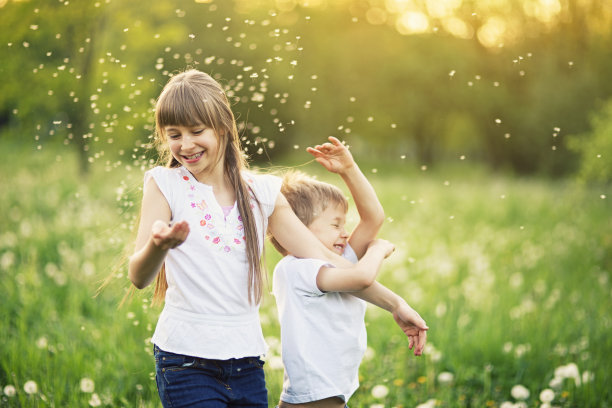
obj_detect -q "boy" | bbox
[272,137,428,407]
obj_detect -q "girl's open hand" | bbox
[392,303,428,356]
[306,136,355,174]
[151,220,190,250]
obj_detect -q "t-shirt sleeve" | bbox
[285,257,333,297]
[245,172,282,218]
[144,167,174,210]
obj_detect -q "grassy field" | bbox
[0,142,610,407]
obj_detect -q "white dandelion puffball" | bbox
[539,388,555,403]
[511,384,530,400]
[89,393,102,407]
[499,402,514,408]
[437,371,455,384]
[371,384,389,399]
[80,377,95,393]
[416,399,438,408]
[3,385,16,397]
[23,380,38,394]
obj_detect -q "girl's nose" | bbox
[340,228,349,238]
[182,135,195,149]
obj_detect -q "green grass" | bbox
[0,142,610,407]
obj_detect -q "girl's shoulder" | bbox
[242,170,282,202]
[144,166,183,182]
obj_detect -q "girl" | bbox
[128,69,349,408]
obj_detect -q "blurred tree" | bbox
[567,98,612,184]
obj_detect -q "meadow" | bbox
[0,141,610,407]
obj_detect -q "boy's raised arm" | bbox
[307,136,384,258]
[352,282,429,356]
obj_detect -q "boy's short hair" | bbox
[270,171,348,255]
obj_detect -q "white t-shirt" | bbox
[273,245,367,404]
[147,166,281,359]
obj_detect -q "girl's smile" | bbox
[166,124,222,180]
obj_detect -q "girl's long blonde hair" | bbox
[152,69,264,305]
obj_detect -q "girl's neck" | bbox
[189,166,236,207]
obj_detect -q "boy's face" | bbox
[308,203,349,255]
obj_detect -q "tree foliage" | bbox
[0,0,611,176]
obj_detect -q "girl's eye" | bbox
[193,128,204,134]
[168,134,180,139]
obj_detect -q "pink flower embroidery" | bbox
[205,236,210,240]
[183,176,189,181]
[200,220,206,226]
[191,202,196,208]
[205,214,212,220]
[224,246,231,252]
[213,237,220,244]
[234,238,241,244]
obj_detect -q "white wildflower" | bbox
[499,402,514,408]
[89,393,101,407]
[3,385,16,397]
[510,384,530,400]
[582,370,594,384]
[416,399,438,408]
[539,388,555,403]
[36,336,48,349]
[80,377,95,393]
[371,384,389,399]
[23,380,38,394]
[437,371,454,384]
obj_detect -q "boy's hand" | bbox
[368,239,395,258]
[306,136,355,174]
[392,303,428,356]
[151,220,190,250]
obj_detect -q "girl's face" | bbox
[165,124,223,179]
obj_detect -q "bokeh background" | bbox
[0,0,611,407]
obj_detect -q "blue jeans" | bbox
[154,345,268,408]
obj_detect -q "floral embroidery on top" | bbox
[182,171,249,254]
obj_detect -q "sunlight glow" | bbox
[396,11,430,35]
[523,0,562,24]
[425,0,462,19]
[442,17,473,39]
[366,7,388,25]
[477,16,506,48]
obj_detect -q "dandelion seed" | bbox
[449,70,456,77]
[23,380,38,394]
[80,378,95,393]
[371,384,389,398]
[511,384,530,400]
[3,385,16,397]
[495,118,502,124]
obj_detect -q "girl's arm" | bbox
[268,193,352,267]
[352,282,428,355]
[128,177,189,289]
[307,136,384,258]
[315,239,394,292]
